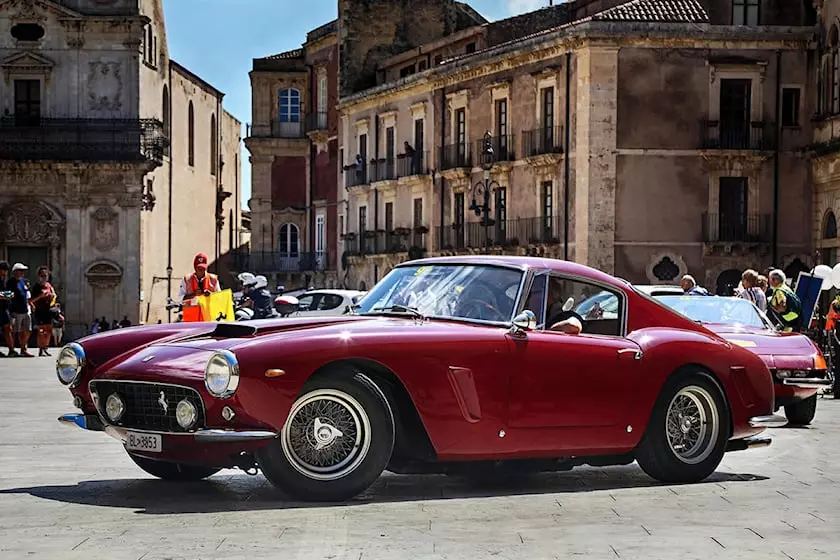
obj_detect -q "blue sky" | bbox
[162,0,551,209]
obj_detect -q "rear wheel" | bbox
[784,394,817,425]
[636,370,730,484]
[128,453,220,481]
[257,369,395,501]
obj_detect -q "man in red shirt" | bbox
[178,253,221,301]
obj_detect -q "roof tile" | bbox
[592,0,709,24]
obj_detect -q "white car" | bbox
[293,289,367,317]
[633,284,685,297]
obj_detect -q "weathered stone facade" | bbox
[337,0,817,292]
[0,0,243,337]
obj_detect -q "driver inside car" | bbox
[546,279,584,335]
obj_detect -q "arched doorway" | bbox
[784,258,809,285]
[716,269,742,296]
[0,200,64,285]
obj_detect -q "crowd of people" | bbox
[88,316,132,335]
[0,261,63,358]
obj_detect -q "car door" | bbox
[507,273,643,430]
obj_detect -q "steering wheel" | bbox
[458,297,506,322]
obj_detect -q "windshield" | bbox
[655,295,770,328]
[355,264,524,323]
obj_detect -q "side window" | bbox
[318,294,344,311]
[297,294,315,311]
[523,272,548,328]
[546,276,624,337]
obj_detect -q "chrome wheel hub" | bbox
[280,389,372,481]
[665,385,720,465]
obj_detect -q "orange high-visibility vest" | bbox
[184,273,218,295]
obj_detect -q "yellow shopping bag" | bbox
[197,289,235,322]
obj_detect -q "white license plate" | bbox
[125,432,162,453]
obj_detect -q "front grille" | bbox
[90,380,206,433]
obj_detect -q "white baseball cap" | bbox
[11,263,27,272]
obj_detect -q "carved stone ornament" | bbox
[90,207,119,252]
[8,0,47,22]
[0,201,60,244]
[85,261,122,289]
[87,61,123,113]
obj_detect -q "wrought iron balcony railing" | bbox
[344,163,368,188]
[436,216,564,251]
[439,142,472,170]
[0,117,168,164]
[246,120,306,139]
[522,126,563,157]
[232,250,329,273]
[370,158,397,182]
[343,227,428,256]
[701,120,776,151]
[306,111,328,132]
[396,150,430,177]
[474,135,516,165]
[702,213,771,244]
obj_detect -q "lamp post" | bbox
[469,131,500,251]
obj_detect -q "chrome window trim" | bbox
[88,379,208,434]
[534,272,629,338]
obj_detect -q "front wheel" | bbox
[128,453,220,481]
[636,371,730,484]
[257,370,395,501]
[784,394,817,425]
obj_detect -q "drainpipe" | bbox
[563,51,571,262]
[307,63,316,273]
[167,62,173,323]
[440,85,446,247]
[772,50,781,265]
[215,94,222,273]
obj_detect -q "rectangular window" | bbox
[833,52,839,114]
[413,198,423,227]
[465,42,476,54]
[541,181,553,239]
[454,192,465,249]
[732,0,759,26]
[414,118,424,151]
[400,65,416,78]
[541,87,554,149]
[720,79,752,149]
[340,215,345,236]
[495,187,507,235]
[434,54,443,66]
[418,60,427,71]
[718,177,749,242]
[318,75,328,114]
[386,126,395,179]
[455,108,466,165]
[495,99,508,156]
[781,88,801,127]
[359,206,367,233]
[385,202,394,231]
[315,214,325,256]
[14,79,40,125]
[359,133,368,161]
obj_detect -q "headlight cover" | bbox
[204,350,240,398]
[56,343,86,387]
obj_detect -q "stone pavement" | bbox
[0,357,838,560]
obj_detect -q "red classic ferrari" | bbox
[57,257,785,502]
[653,295,832,425]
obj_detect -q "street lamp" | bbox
[469,131,500,251]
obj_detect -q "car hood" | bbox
[702,323,819,368]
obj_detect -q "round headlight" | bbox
[204,350,240,398]
[56,343,85,387]
[105,393,125,422]
[175,399,198,429]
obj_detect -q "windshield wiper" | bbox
[368,304,425,319]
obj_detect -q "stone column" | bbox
[574,46,618,274]
[120,189,143,325]
[249,153,275,253]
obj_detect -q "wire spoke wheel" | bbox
[664,385,720,465]
[281,389,372,481]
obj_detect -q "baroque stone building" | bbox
[0,0,243,337]
[337,0,818,293]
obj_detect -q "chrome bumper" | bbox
[749,414,788,428]
[781,378,832,389]
[58,414,278,443]
[727,435,772,452]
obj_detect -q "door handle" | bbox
[617,348,643,360]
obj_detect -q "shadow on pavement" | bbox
[0,465,769,515]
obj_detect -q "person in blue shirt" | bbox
[0,261,15,357]
[680,274,710,296]
[5,263,33,357]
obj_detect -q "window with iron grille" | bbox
[781,88,800,127]
[495,187,507,235]
[732,0,759,26]
[542,181,553,236]
[14,79,40,125]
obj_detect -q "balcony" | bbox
[306,111,328,132]
[701,120,775,151]
[439,143,472,170]
[344,164,368,188]
[436,216,563,251]
[522,126,563,157]
[232,250,328,273]
[474,135,516,165]
[396,150,430,177]
[701,213,771,244]
[370,158,397,182]
[343,227,428,256]
[0,117,167,164]
[246,119,306,139]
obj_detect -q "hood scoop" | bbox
[212,323,258,338]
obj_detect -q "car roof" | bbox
[301,289,365,297]
[634,284,684,294]
[399,255,624,288]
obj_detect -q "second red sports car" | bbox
[56,257,783,501]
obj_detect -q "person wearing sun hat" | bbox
[178,252,221,302]
[5,262,33,357]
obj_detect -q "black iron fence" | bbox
[474,135,516,165]
[701,213,771,244]
[246,119,306,139]
[439,142,472,170]
[701,120,775,151]
[232,250,329,273]
[306,111,328,131]
[0,118,167,164]
[370,158,397,182]
[344,163,368,188]
[522,126,563,157]
[396,150,430,177]
[436,216,564,251]
[343,228,428,255]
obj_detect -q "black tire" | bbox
[784,394,817,425]
[635,370,730,484]
[833,377,840,400]
[128,452,220,481]
[257,369,395,502]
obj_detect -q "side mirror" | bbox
[562,297,575,312]
[510,310,537,336]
